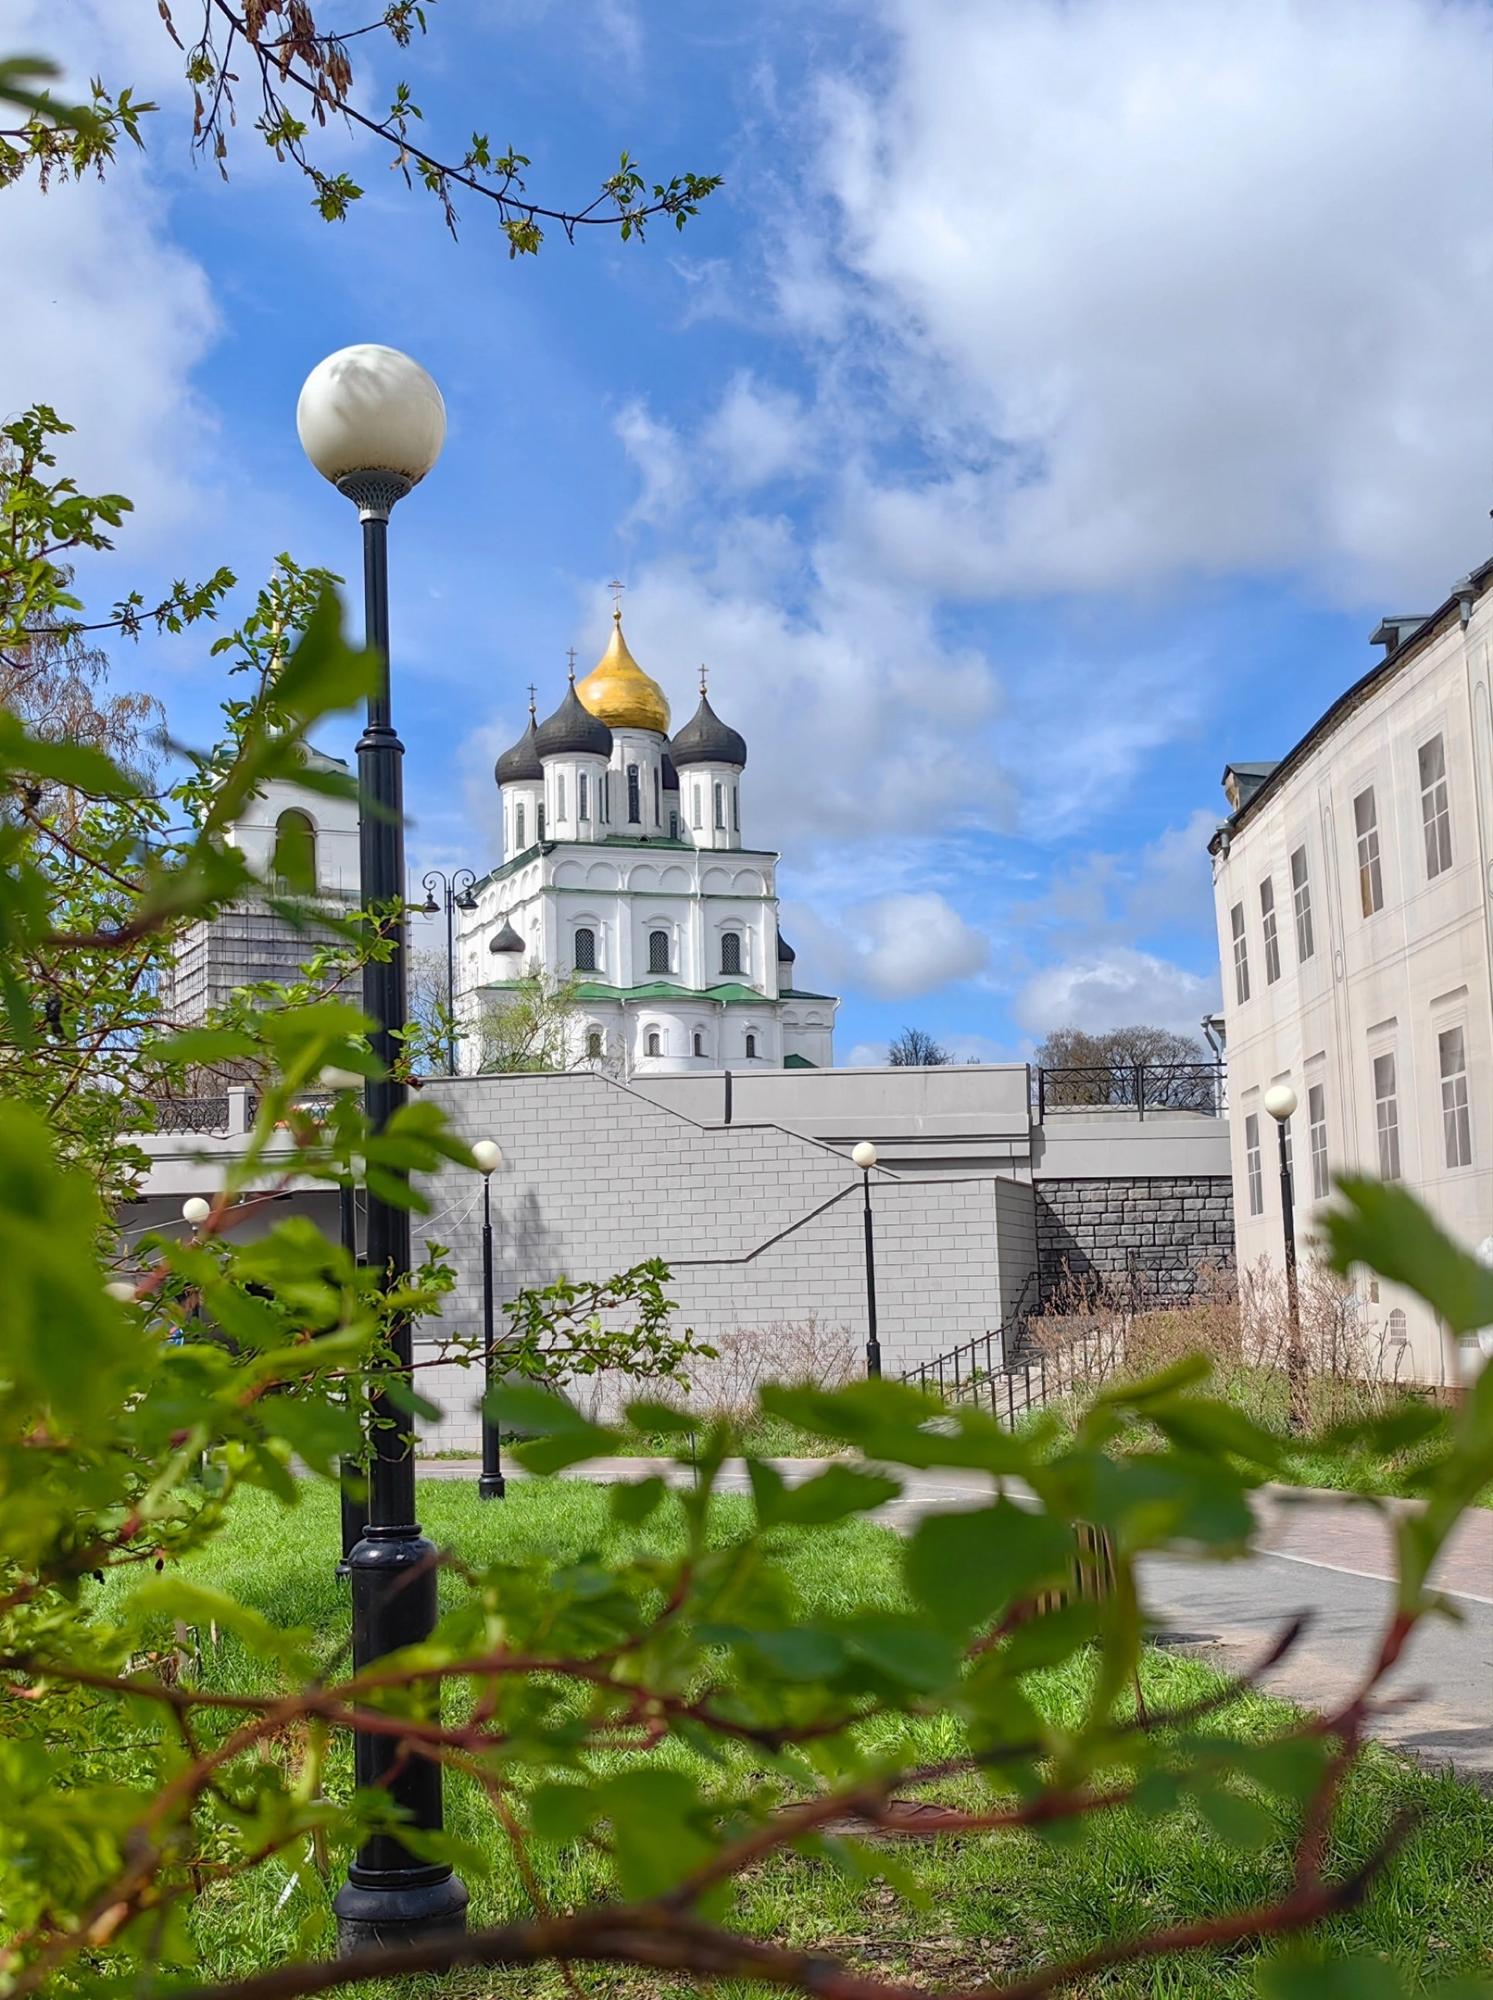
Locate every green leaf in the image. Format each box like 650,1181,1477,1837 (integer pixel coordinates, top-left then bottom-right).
748,1459,901,1527
146,1026,260,1069
842,1616,960,1692
1192,1782,1279,1850
905,1503,1074,1636
270,587,378,721
609,1476,666,1525
1322,1178,1493,1334
1256,1954,1410,1999
122,1579,315,1672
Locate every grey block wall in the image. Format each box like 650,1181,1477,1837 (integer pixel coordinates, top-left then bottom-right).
991,1177,1038,1321
412,1073,1006,1450
1034,1176,1234,1306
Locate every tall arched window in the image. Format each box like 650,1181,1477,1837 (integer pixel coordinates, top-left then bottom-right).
714,781,725,829
720,931,741,974
669,810,679,840
745,1032,757,1059
556,772,566,821
578,771,589,821
586,1027,603,1059
573,926,596,972
692,1030,705,1058
691,784,702,830
627,764,641,824
601,772,610,823
732,785,740,832
654,767,662,823
537,803,547,841
645,1028,661,1058
515,801,526,850
648,929,670,974
273,808,317,889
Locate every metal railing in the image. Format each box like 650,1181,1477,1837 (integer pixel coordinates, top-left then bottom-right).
1034,1060,1224,1122
148,1096,232,1135
900,1275,1036,1404
901,1278,1136,1432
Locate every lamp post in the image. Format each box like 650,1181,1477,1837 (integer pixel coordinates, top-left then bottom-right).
1264,1082,1307,1432
472,1139,506,1499
852,1140,881,1378
321,1067,370,1570
420,867,477,1074
297,343,468,1951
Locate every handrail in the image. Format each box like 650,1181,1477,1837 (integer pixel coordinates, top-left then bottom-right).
899,1273,1038,1399
899,1274,1134,1430
1034,1060,1224,1122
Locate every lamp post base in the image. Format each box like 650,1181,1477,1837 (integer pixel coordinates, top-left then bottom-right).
477,1472,507,1500
333,1869,469,1954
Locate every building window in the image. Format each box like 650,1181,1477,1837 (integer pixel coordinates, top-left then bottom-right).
1387,1308,1408,1346
1245,1112,1263,1216
732,785,740,833
578,771,589,821
691,784,702,830
692,1030,704,1057
1230,902,1250,1005
1439,1024,1472,1168
555,772,566,822
573,926,596,973
645,1028,661,1058
272,808,317,889
515,802,525,850
669,810,679,840
1373,1052,1400,1180
601,772,610,824
627,764,641,825
654,767,662,824
1308,1082,1328,1200
714,781,725,830
586,1028,603,1060
648,929,670,974
745,1031,757,1059
1260,878,1281,985
1354,785,1383,916
1418,734,1452,879
720,931,741,975
1290,845,1313,961
537,803,546,841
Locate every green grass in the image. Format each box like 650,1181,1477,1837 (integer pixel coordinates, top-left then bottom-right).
96,1477,1493,1995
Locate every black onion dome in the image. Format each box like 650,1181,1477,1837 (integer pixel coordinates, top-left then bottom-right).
670,693,747,770
489,921,524,954
534,683,613,760
776,929,796,964
495,718,543,785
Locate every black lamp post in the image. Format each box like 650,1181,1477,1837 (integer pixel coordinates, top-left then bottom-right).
298,343,468,1951
471,1139,507,1498
420,867,477,1074
1264,1082,1307,1432
852,1140,882,1377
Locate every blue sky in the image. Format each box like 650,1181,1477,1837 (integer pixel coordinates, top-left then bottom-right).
10,0,1493,1060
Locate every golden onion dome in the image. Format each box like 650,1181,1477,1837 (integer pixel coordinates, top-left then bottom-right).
575,609,671,736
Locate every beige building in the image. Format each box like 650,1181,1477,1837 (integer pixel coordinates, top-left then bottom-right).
1209,558,1493,1384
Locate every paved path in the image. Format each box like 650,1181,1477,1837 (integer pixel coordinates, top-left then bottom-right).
421,1456,1493,1782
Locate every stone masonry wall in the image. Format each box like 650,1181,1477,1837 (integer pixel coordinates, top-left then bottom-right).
411,1073,1006,1452
1034,1176,1234,1309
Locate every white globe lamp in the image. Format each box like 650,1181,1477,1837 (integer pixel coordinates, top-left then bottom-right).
472,1140,502,1176
296,344,446,510
104,1279,137,1303
181,1196,211,1227
1263,1082,1297,1123
851,1140,878,1171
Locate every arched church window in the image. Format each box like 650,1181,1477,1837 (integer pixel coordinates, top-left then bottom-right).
654,767,662,823
692,785,702,830
578,772,589,821
648,929,670,975
627,764,641,824
515,802,526,850
574,926,596,973
693,1030,705,1058
732,785,740,833
646,1028,662,1058
669,810,679,840
601,772,610,823
714,781,725,830
745,1032,757,1059
720,931,741,975
537,803,547,841
556,772,566,821
586,1028,603,1060
272,808,317,890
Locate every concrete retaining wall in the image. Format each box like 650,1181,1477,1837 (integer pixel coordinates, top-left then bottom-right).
1034,1175,1235,1306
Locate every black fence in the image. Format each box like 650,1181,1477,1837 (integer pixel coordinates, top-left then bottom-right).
900,1282,1131,1433
1034,1060,1224,1122
148,1096,233,1135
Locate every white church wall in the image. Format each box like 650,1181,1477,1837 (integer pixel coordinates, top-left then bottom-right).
226,770,359,899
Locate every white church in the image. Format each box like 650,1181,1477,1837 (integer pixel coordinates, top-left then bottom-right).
454,608,839,1074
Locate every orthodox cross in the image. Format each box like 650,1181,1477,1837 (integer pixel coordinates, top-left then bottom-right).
526,681,537,721
565,646,577,681
606,578,626,613
699,662,709,695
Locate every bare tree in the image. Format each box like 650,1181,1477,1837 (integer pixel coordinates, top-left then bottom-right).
475,970,588,1073
1033,1025,1218,1110
887,1026,951,1066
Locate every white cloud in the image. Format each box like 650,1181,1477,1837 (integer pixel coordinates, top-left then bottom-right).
795,890,990,999
702,372,806,490
1014,946,1218,1039
814,0,1493,602
615,402,693,525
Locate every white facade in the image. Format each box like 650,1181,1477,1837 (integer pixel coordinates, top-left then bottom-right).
224,751,360,899
458,616,838,1075
1210,559,1493,1384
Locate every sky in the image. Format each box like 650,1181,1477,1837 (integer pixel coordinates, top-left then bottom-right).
6,0,1493,1063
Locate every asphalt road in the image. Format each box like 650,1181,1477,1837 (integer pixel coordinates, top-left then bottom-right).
422,1455,1493,1782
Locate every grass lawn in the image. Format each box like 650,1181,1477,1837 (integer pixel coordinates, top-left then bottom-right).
108,1478,1493,1997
